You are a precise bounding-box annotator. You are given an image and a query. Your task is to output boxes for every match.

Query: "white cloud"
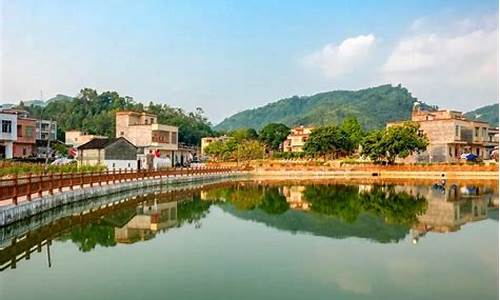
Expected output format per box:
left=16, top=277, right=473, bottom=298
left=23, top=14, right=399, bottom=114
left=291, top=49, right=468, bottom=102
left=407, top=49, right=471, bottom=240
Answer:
left=382, top=15, right=498, bottom=108
left=304, top=34, right=376, bottom=78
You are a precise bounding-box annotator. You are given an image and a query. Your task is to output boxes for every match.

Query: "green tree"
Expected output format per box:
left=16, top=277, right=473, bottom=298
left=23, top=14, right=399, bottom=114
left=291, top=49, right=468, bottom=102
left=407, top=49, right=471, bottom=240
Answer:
left=238, top=140, right=265, bottom=161
left=304, top=126, right=351, bottom=159
left=361, top=121, right=428, bottom=164
left=230, top=128, right=258, bottom=142
left=340, top=116, right=364, bottom=152
left=258, top=123, right=290, bottom=151
left=360, top=130, right=385, bottom=162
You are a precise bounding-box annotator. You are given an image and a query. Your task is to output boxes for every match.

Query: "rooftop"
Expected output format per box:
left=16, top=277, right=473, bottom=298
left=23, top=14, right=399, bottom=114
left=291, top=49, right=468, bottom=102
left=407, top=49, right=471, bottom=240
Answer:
left=77, top=137, right=137, bottom=150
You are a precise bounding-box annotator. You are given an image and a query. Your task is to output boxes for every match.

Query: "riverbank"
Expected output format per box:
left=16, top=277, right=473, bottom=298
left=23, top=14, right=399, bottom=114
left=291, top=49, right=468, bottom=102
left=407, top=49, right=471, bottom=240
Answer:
left=0, top=170, right=246, bottom=227
left=211, top=160, right=499, bottom=180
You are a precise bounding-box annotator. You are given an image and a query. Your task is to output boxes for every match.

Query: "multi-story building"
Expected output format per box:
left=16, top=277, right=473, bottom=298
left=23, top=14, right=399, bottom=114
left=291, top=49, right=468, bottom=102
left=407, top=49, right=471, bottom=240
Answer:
left=0, top=112, right=17, bottom=159
left=35, top=119, right=58, bottom=158
left=116, top=111, right=179, bottom=167
left=387, top=105, right=499, bottom=162
left=36, top=119, right=57, bottom=141
left=282, top=126, right=313, bottom=153
left=1, top=109, right=36, bottom=158
left=65, top=130, right=107, bottom=148
left=13, top=116, right=37, bottom=158
left=201, top=135, right=230, bottom=156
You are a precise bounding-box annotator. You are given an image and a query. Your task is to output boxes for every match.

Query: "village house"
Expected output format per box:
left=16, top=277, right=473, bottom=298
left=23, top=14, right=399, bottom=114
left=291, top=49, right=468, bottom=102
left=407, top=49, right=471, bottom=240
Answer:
left=35, top=119, right=58, bottom=158
left=65, top=130, right=107, bottom=148
left=201, top=135, right=230, bottom=156
left=282, top=126, right=313, bottom=153
left=116, top=111, right=181, bottom=168
left=14, top=115, right=37, bottom=158
left=77, top=137, right=138, bottom=170
left=0, top=109, right=36, bottom=158
left=0, top=111, right=17, bottom=159
left=387, top=104, right=499, bottom=163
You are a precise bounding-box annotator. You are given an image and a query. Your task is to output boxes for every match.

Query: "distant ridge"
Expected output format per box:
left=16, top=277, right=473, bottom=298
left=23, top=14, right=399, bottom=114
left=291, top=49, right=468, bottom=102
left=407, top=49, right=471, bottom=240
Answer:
left=214, top=84, right=434, bottom=131
left=464, top=103, right=499, bottom=127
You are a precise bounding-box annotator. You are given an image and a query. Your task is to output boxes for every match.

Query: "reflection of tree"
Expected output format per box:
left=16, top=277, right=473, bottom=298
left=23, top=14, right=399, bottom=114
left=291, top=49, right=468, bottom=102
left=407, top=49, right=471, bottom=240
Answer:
left=64, top=222, right=117, bottom=252
left=259, top=188, right=289, bottom=215
left=303, top=184, right=427, bottom=225
left=303, top=185, right=361, bottom=223
left=230, top=186, right=265, bottom=210
left=177, top=195, right=213, bottom=226
left=359, top=186, right=427, bottom=225
left=206, top=186, right=289, bottom=215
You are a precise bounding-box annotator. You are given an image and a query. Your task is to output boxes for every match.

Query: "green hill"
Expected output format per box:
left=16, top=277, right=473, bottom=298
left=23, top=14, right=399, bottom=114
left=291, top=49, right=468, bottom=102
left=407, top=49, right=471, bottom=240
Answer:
left=215, top=84, right=434, bottom=131
left=465, top=104, right=499, bottom=127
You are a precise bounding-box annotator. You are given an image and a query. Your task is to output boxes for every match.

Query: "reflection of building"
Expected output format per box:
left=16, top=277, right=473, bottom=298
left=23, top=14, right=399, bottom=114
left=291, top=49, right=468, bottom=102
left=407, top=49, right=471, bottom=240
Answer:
left=282, top=126, right=313, bottom=153
left=388, top=105, right=498, bottom=162
left=399, top=184, right=497, bottom=240
left=282, top=186, right=310, bottom=210
left=115, top=200, right=178, bottom=244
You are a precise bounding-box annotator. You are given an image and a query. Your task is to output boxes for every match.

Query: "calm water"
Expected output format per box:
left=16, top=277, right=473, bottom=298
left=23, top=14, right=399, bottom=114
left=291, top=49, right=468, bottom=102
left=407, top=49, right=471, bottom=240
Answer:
left=1, top=181, right=498, bottom=300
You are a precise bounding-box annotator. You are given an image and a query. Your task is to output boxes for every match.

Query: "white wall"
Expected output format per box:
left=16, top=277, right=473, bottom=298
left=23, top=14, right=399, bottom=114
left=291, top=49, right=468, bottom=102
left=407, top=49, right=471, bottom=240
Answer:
left=105, top=159, right=137, bottom=171
left=3, top=141, right=13, bottom=159
left=0, top=113, right=17, bottom=141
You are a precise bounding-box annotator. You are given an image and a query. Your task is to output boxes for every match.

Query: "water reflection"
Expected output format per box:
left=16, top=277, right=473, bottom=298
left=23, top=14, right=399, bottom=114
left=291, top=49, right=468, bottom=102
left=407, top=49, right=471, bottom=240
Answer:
left=0, top=181, right=497, bottom=272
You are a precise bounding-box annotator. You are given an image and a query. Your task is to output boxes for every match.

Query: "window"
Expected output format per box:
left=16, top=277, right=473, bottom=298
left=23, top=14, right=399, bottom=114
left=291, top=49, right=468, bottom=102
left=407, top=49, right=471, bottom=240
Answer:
left=483, top=128, right=487, bottom=139
left=150, top=118, right=154, bottom=124
left=120, top=131, right=124, bottom=136
left=2, top=120, right=12, bottom=133
left=17, top=125, right=22, bottom=137
left=26, top=126, right=33, bottom=138
left=455, top=125, right=459, bottom=137
left=22, top=147, right=27, bottom=156
left=475, top=127, right=479, bottom=137
left=171, top=132, right=177, bottom=144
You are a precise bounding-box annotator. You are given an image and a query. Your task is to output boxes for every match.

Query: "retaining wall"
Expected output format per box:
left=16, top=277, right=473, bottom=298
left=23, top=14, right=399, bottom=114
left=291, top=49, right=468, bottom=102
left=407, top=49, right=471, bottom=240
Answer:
left=0, top=171, right=245, bottom=227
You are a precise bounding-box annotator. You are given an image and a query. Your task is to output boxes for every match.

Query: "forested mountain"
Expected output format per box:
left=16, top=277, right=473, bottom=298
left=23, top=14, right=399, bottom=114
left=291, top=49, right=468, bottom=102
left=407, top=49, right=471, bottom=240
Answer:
left=464, top=103, right=499, bottom=127
left=215, top=84, right=434, bottom=131
left=19, top=88, right=214, bottom=145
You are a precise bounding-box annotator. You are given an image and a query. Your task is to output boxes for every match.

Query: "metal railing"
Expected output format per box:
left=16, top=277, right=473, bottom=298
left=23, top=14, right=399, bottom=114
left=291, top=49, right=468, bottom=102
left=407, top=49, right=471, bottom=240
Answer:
left=0, top=167, right=234, bottom=205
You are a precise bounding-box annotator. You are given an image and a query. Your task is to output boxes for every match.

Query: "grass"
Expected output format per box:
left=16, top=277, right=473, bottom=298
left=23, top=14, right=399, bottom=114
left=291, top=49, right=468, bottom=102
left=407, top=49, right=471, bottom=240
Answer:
left=0, top=161, right=106, bottom=178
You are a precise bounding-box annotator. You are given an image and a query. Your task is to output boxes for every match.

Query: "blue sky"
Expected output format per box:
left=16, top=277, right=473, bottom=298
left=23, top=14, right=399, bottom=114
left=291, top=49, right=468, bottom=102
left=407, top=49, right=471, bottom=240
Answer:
left=1, top=0, right=498, bottom=123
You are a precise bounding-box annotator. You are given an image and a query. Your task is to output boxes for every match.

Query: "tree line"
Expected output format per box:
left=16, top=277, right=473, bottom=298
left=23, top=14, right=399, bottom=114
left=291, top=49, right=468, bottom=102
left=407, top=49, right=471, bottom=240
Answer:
left=22, top=88, right=214, bottom=145
left=204, top=117, right=428, bottom=164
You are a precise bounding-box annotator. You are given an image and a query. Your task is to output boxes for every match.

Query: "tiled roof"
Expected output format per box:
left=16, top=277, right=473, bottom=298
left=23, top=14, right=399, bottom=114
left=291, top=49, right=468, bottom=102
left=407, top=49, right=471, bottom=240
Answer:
left=77, top=137, right=136, bottom=150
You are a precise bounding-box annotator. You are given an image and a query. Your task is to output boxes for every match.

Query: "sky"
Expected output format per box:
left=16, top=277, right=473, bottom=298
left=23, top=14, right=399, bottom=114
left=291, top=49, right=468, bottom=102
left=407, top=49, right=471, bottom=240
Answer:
left=1, top=0, right=498, bottom=124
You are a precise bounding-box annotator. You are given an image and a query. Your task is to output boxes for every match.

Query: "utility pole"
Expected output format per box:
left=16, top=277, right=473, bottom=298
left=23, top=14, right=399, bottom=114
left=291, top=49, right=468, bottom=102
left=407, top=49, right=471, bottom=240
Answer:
left=44, top=118, right=52, bottom=166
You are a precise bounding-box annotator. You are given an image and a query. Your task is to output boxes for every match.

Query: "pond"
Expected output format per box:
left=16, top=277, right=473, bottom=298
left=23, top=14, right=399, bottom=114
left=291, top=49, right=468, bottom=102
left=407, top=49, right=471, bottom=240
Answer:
left=1, top=180, right=498, bottom=300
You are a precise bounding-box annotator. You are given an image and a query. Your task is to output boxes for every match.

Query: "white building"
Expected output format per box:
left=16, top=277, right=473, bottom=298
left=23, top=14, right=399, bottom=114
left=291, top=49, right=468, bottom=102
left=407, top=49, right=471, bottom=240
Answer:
left=0, top=112, right=18, bottom=159
left=77, top=137, right=138, bottom=170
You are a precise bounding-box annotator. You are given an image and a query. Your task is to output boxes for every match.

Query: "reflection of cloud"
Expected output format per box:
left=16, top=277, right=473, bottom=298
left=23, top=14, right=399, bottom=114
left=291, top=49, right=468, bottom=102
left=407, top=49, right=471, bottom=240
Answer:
left=336, top=272, right=372, bottom=295
left=386, top=258, right=425, bottom=284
